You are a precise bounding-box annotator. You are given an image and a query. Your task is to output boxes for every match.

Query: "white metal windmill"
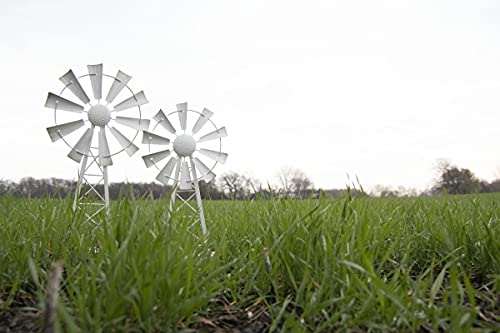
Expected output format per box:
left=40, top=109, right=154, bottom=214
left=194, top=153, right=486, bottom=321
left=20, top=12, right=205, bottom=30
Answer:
left=142, top=102, right=228, bottom=234
left=45, top=64, right=149, bottom=222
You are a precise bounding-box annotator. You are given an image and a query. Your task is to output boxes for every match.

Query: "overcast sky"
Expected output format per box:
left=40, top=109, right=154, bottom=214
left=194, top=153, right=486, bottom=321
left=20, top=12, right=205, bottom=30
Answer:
left=1, top=0, right=499, bottom=191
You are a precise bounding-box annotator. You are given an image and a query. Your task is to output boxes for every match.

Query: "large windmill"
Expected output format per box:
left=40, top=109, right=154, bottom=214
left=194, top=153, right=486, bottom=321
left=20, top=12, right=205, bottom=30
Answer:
left=142, top=102, right=228, bottom=233
left=45, top=64, right=149, bottom=222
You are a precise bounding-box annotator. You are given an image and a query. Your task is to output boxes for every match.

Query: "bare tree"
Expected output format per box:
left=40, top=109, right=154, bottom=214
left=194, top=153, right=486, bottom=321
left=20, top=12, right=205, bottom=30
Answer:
left=277, top=167, right=313, bottom=198
left=218, top=171, right=255, bottom=199
left=370, top=185, right=399, bottom=197
left=370, top=185, right=419, bottom=197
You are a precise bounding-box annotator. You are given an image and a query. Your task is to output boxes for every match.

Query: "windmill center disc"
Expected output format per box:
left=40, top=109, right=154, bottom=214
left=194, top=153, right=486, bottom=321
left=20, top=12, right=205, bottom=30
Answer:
left=88, top=104, right=111, bottom=126
left=173, top=134, right=196, bottom=157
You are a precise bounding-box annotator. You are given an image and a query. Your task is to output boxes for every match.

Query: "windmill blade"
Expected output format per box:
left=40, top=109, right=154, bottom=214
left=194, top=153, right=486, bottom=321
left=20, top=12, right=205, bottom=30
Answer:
left=192, top=157, right=216, bottom=183
left=115, top=116, right=150, bottom=131
left=45, top=93, right=84, bottom=113
left=142, top=149, right=171, bottom=168
left=179, top=160, right=192, bottom=190
left=59, top=70, right=90, bottom=104
left=46, top=119, right=85, bottom=142
left=177, top=102, right=187, bottom=130
left=142, top=131, right=170, bottom=145
left=105, top=70, right=132, bottom=104
left=198, top=127, right=227, bottom=142
left=192, top=108, right=214, bottom=134
left=198, top=148, right=228, bottom=164
left=109, top=126, right=139, bottom=156
left=153, top=110, right=176, bottom=134
left=98, top=128, right=113, bottom=166
left=68, top=128, right=94, bottom=163
left=113, top=91, right=149, bottom=112
left=156, top=157, right=178, bottom=185
left=87, top=64, right=103, bottom=100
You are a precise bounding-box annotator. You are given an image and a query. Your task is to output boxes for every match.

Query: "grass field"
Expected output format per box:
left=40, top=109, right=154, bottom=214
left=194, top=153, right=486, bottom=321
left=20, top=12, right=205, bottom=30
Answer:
left=1, top=192, right=499, bottom=332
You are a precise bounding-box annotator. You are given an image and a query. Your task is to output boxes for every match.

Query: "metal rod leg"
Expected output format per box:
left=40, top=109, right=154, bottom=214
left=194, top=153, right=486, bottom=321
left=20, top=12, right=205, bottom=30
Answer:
left=103, top=165, right=110, bottom=218
left=167, top=160, right=182, bottom=222
left=73, top=153, right=89, bottom=211
left=189, top=157, right=207, bottom=234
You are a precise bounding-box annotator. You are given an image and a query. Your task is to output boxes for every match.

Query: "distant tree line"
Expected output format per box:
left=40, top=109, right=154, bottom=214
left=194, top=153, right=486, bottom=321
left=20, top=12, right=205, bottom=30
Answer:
left=0, top=177, right=172, bottom=200
left=0, top=167, right=351, bottom=200
left=430, top=160, right=500, bottom=195
left=1, top=162, right=499, bottom=199
left=369, top=160, right=500, bottom=197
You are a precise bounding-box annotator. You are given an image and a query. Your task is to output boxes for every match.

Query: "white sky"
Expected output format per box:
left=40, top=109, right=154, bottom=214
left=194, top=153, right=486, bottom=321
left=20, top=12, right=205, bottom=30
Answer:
left=1, top=0, right=500, bottom=191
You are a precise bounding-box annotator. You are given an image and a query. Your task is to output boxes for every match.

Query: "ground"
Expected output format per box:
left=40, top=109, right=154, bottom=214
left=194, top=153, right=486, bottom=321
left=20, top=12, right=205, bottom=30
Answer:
left=1, top=193, right=499, bottom=331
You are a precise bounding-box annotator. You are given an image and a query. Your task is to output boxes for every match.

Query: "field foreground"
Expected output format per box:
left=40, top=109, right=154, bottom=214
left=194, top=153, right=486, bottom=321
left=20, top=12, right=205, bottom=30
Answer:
left=0, top=193, right=499, bottom=332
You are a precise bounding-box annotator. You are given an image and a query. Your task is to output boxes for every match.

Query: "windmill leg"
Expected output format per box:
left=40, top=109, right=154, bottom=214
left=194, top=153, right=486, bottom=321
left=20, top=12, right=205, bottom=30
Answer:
left=73, top=153, right=89, bottom=211
left=189, top=156, right=207, bottom=234
left=167, top=160, right=182, bottom=222
left=167, top=186, right=176, bottom=220
left=103, top=165, right=110, bottom=218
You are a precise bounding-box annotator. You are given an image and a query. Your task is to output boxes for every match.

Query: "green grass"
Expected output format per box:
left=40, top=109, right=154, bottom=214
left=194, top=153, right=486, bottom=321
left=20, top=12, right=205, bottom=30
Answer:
left=1, top=193, right=499, bottom=332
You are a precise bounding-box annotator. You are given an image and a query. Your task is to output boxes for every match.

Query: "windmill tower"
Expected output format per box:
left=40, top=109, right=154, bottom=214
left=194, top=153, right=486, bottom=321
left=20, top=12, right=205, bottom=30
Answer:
left=44, top=64, right=149, bottom=223
left=142, top=102, right=228, bottom=234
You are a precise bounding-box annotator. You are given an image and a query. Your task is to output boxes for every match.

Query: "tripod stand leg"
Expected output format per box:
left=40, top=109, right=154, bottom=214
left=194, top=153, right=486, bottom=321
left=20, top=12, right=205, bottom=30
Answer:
left=189, top=157, right=207, bottom=234
left=73, top=153, right=89, bottom=211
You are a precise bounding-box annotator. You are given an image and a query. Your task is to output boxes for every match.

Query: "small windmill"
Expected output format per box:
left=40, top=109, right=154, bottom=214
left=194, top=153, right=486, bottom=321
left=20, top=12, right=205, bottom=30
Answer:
left=45, top=64, right=149, bottom=222
left=142, top=103, right=228, bottom=233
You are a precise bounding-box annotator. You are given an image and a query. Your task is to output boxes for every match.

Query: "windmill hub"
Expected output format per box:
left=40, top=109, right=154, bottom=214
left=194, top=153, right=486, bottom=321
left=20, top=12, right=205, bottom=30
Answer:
left=173, top=134, right=196, bottom=157
left=88, top=104, right=111, bottom=126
